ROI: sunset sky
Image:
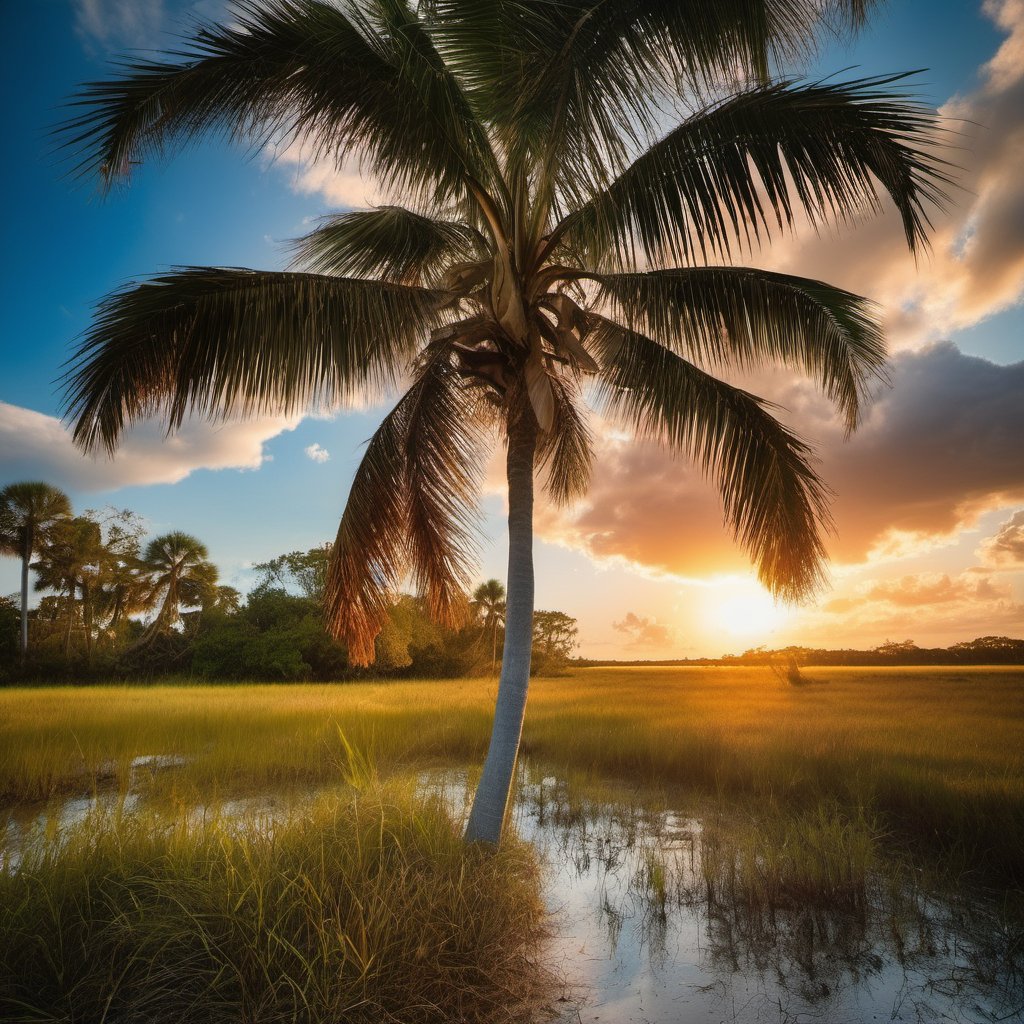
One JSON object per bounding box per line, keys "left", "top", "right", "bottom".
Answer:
{"left": 1, "top": 0, "right": 1022, "bottom": 658}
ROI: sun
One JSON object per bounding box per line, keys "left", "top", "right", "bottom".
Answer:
{"left": 707, "top": 583, "right": 792, "bottom": 638}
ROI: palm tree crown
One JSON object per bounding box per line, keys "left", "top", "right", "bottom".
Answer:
{"left": 59, "top": 0, "right": 950, "bottom": 841}
{"left": 138, "top": 532, "right": 219, "bottom": 641}
{"left": 0, "top": 481, "right": 72, "bottom": 655}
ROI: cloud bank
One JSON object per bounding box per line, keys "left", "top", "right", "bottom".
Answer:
{"left": 0, "top": 402, "right": 300, "bottom": 492}
{"left": 537, "top": 344, "right": 1024, "bottom": 579}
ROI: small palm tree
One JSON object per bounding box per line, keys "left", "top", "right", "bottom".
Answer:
{"left": 472, "top": 579, "right": 507, "bottom": 675}
{"left": 137, "top": 532, "right": 219, "bottom": 645}
{"left": 60, "top": 0, "right": 949, "bottom": 843}
{"left": 0, "top": 482, "right": 72, "bottom": 656}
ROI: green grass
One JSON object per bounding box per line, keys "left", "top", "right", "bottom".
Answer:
{"left": 2, "top": 666, "right": 1023, "bottom": 1021}
{"left": 2, "top": 666, "right": 1021, "bottom": 883}
{"left": 1, "top": 783, "right": 546, "bottom": 1024}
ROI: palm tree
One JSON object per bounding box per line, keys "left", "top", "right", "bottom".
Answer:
{"left": 472, "top": 579, "right": 506, "bottom": 676}
{"left": 0, "top": 482, "right": 72, "bottom": 656}
{"left": 59, "top": 0, "right": 950, "bottom": 844}
{"left": 136, "top": 532, "right": 219, "bottom": 645}
{"left": 33, "top": 515, "right": 106, "bottom": 659}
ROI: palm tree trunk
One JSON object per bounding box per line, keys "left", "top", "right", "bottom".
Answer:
{"left": 19, "top": 547, "right": 29, "bottom": 658}
{"left": 465, "top": 411, "right": 537, "bottom": 845}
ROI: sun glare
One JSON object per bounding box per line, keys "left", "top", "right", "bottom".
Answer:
{"left": 708, "top": 584, "right": 791, "bottom": 638}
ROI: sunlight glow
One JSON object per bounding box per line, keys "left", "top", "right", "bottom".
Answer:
{"left": 706, "top": 583, "right": 792, "bottom": 638}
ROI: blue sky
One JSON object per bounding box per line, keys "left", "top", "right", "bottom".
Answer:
{"left": 2, "top": 1, "right": 1023, "bottom": 657}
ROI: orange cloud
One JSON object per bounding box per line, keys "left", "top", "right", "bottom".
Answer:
{"left": 977, "top": 508, "right": 1024, "bottom": 568}
{"left": 536, "top": 344, "right": 1024, "bottom": 580}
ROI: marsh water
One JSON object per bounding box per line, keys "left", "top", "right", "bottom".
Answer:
{"left": 4, "top": 761, "right": 1022, "bottom": 1024}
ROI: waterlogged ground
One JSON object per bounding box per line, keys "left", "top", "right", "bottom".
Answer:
{"left": 4, "top": 760, "right": 1021, "bottom": 1024}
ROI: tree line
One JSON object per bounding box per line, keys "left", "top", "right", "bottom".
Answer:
{"left": 0, "top": 481, "right": 577, "bottom": 682}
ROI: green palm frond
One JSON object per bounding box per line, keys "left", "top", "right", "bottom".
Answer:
{"left": 590, "top": 317, "right": 832, "bottom": 600}
{"left": 560, "top": 74, "right": 952, "bottom": 269}
{"left": 63, "top": 268, "right": 448, "bottom": 454}
{"left": 291, "top": 206, "right": 486, "bottom": 285}
{"left": 537, "top": 372, "right": 593, "bottom": 506}
{"left": 596, "top": 267, "right": 887, "bottom": 432}
{"left": 430, "top": 0, "right": 878, "bottom": 150}
{"left": 58, "top": 0, "right": 498, "bottom": 206}
{"left": 326, "top": 352, "right": 485, "bottom": 664}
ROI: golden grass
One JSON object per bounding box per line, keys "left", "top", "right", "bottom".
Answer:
{"left": 2, "top": 666, "right": 1022, "bottom": 882}
{"left": 0, "top": 783, "right": 546, "bottom": 1024}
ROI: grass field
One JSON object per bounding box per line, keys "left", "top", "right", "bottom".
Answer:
{"left": 2, "top": 666, "right": 1022, "bottom": 1022}
{"left": 2, "top": 666, "right": 1022, "bottom": 882}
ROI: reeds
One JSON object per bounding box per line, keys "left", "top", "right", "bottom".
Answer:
{"left": 0, "top": 783, "right": 546, "bottom": 1023}
{"left": 2, "top": 666, "right": 1022, "bottom": 885}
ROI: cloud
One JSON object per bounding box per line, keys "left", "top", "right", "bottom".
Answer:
{"left": 73, "top": 0, "right": 165, "bottom": 47}
{"left": 304, "top": 442, "right": 331, "bottom": 464}
{"left": 761, "top": 0, "right": 1024, "bottom": 349}
{"left": 613, "top": 612, "right": 675, "bottom": 649}
{"left": 0, "top": 401, "right": 301, "bottom": 492}
{"left": 269, "top": 138, "right": 385, "bottom": 209}
{"left": 810, "top": 569, "right": 1024, "bottom": 645}
{"left": 977, "top": 508, "right": 1024, "bottom": 567}
{"left": 535, "top": 343, "right": 1024, "bottom": 578}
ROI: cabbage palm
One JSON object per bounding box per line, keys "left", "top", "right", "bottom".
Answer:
{"left": 33, "top": 515, "right": 105, "bottom": 658}
{"left": 472, "top": 578, "right": 507, "bottom": 675}
{"left": 60, "top": 0, "right": 949, "bottom": 843}
{"left": 0, "top": 482, "right": 72, "bottom": 656}
{"left": 137, "top": 532, "right": 219, "bottom": 644}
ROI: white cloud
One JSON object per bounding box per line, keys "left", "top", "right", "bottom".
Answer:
{"left": 0, "top": 401, "right": 301, "bottom": 492}
{"left": 304, "top": 442, "right": 331, "bottom": 464}
{"left": 73, "top": 0, "right": 165, "bottom": 48}
{"left": 269, "top": 138, "right": 385, "bottom": 209}
{"left": 761, "top": 0, "right": 1024, "bottom": 350}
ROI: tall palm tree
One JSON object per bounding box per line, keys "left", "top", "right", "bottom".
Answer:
{"left": 135, "top": 532, "right": 219, "bottom": 645}
{"left": 0, "top": 482, "right": 72, "bottom": 656}
{"left": 472, "top": 579, "right": 506, "bottom": 676}
{"left": 33, "top": 515, "right": 106, "bottom": 659}
{"left": 59, "top": 0, "right": 950, "bottom": 844}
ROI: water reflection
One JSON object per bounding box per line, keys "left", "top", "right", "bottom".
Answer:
{"left": 3, "top": 764, "right": 1022, "bottom": 1023}
{"left": 502, "top": 771, "right": 1024, "bottom": 1024}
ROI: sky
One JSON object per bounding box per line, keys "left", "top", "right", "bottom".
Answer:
{"left": 1, "top": 0, "right": 1023, "bottom": 659}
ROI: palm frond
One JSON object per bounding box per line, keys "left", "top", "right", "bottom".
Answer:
{"left": 62, "top": 267, "right": 447, "bottom": 454}
{"left": 429, "top": 0, "right": 878, "bottom": 142}
{"left": 560, "top": 74, "right": 953, "bottom": 269}
{"left": 325, "top": 351, "right": 486, "bottom": 664}
{"left": 291, "top": 206, "right": 485, "bottom": 285}
{"left": 537, "top": 372, "right": 593, "bottom": 505}
{"left": 57, "top": 0, "right": 497, "bottom": 205}
{"left": 590, "top": 316, "right": 832, "bottom": 600}
{"left": 596, "top": 267, "right": 887, "bottom": 432}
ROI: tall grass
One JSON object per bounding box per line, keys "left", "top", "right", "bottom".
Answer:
{"left": 2, "top": 666, "right": 1022, "bottom": 884}
{"left": 0, "top": 783, "right": 546, "bottom": 1023}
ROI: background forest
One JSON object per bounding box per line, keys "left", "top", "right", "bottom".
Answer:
{"left": 0, "top": 481, "right": 577, "bottom": 682}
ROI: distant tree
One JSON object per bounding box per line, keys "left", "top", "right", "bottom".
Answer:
{"left": 137, "top": 532, "right": 218, "bottom": 646}
{"left": 532, "top": 610, "right": 578, "bottom": 674}
{"left": 472, "top": 579, "right": 506, "bottom": 676}
{"left": 33, "top": 516, "right": 106, "bottom": 659}
{"left": 0, "top": 595, "right": 18, "bottom": 669}
{"left": 950, "top": 635, "right": 1024, "bottom": 652}
{"left": 89, "top": 507, "right": 152, "bottom": 634}
{"left": 0, "top": 482, "right": 71, "bottom": 656}
{"left": 252, "top": 545, "right": 331, "bottom": 604}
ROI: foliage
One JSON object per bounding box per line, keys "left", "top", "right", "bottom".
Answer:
{"left": 0, "top": 597, "right": 18, "bottom": 675}
{"left": 56, "top": 0, "right": 951, "bottom": 667}
{"left": 252, "top": 544, "right": 331, "bottom": 603}
{"left": 531, "top": 610, "right": 579, "bottom": 675}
